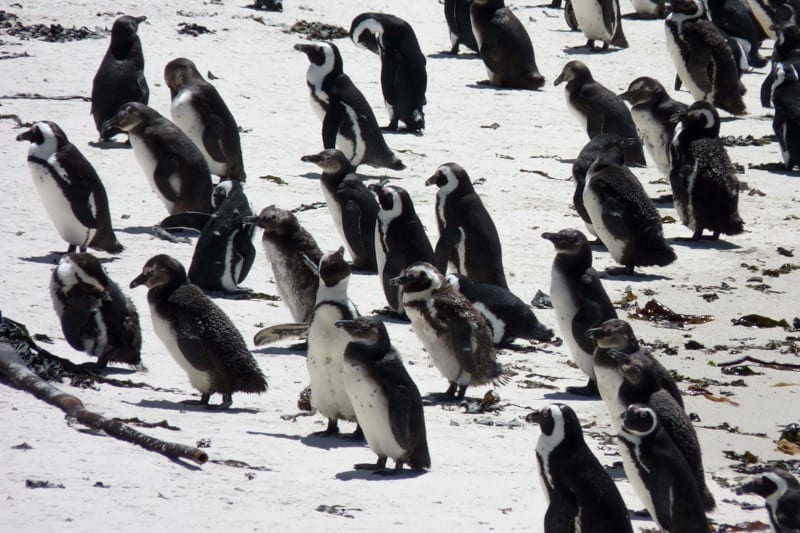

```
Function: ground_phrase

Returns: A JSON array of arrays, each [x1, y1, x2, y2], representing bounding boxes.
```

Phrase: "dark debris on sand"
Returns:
[[0, 11, 108, 42], [287, 20, 348, 40]]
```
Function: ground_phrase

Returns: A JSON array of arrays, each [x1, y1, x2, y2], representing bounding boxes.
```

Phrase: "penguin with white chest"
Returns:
[[17, 121, 124, 254], [444, 0, 479, 54], [336, 317, 430, 474], [572, 133, 624, 238], [761, 21, 800, 108], [771, 62, 800, 170], [570, 0, 629, 49], [741, 469, 800, 532]]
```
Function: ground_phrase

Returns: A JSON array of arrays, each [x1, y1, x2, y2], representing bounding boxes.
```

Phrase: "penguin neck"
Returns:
[[345, 338, 392, 366], [111, 36, 140, 61], [317, 276, 350, 304], [147, 277, 187, 304], [320, 169, 348, 192], [552, 247, 592, 278]]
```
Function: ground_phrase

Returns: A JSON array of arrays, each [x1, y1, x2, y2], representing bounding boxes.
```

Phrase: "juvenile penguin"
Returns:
[[187, 180, 256, 294], [772, 62, 800, 170], [103, 102, 213, 217], [130, 255, 267, 408], [165, 57, 245, 181], [392, 262, 504, 400], [572, 133, 624, 237], [17, 121, 123, 254], [618, 404, 710, 533], [446, 273, 553, 346], [301, 149, 378, 271], [91, 15, 148, 141], [444, 0, 479, 54], [541, 229, 617, 395], [741, 469, 800, 532], [670, 101, 745, 240], [530, 404, 633, 533], [470, 0, 545, 90], [371, 183, 435, 315], [337, 317, 430, 473], [50, 253, 141, 370], [427, 163, 508, 289], [584, 145, 676, 274], [570, 0, 629, 49], [350, 13, 427, 133], [295, 41, 405, 171], [554, 61, 646, 165]]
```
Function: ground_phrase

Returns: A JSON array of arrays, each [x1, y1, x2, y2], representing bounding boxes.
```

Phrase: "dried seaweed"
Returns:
[[287, 20, 348, 40], [177, 22, 214, 36], [628, 299, 714, 326], [732, 314, 792, 330], [1, 11, 108, 42]]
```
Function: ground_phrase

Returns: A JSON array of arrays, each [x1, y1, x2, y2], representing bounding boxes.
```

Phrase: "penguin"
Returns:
[[444, 0, 479, 54], [187, 180, 256, 294], [294, 41, 405, 171], [618, 404, 710, 533], [771, 62, 800, 170], [530, 403, 634, 533], [130, 254, 267, 408], [16, 121, 123, 254], [446, 273, 554, 346], [102, 102, 213, 218], [572, 133, 624, 237], [306, 247, 361, 437], [336, 317, 431, 473], [748, 0, 798, 39], [392, 262, 504, 401], [164, 57, 245, 181], [665, 0, 747, 116], [741, 469, 800, 532], [469, 0, 546, 90], [243, 206, 322, 325], [761, 21, 800, 108], [670, 101, 745, 240], [90, 15, 148, 141], [426, 163, 508, 289], [631, 0, 667, 19], [50, 253, 141, 370], [541, 229, 617, 396], [554, 61, 646, 166], [619, 77, 689, 178], [707, 0, 768, 68], [350, 13, 427, 133], [370, 183, 435, 315], [570, 0, 629, 49], [300, 149, 378, 271]]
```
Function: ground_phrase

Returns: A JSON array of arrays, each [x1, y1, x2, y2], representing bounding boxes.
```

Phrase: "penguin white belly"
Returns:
[[307, 304, 356, 421], [455, 228, 466, 274], [85, 310, 109, 357], [572, 0, 612, 41], [473, 302, 504, 345], [374, 223, 387, 280], [618, 442, 659, 525], [405, 302, 471, 386], [260, 240, 307, 323], [631, 109, 671, 176], [583, 181, 627, 263], [171, 90, 226, 177], [747, 0, 776, 39], [219, 237, 238, 292], [149, 307, 212, 393], [631, 0, 660, 16], [129, 134, 177, 213], [550, 269, 595, 379], [321, 185, 351, 258], [565, 92, 589, 133], [470, 12, 484, 50], [665, 27, 705, 101], [781, 123, 791, 167], [593, 364, 625, 431], [29, 162, 94, 248]]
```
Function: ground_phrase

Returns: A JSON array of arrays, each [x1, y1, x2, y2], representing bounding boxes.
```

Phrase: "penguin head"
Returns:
[[620, 404, 658, 436], [349, 14, 382, 55], [335, 316, 390, 350], [294, 41, 342, 76], [775, 62, 800, 89], [553, 61, 592, 88], [102, 102, 151, 134], [390, 262, 444, 295], [211, 179, 239, 210], [130, 254, 187, 290], [243, 205, 299, 235], [164, 57, 202, 94], [587, 145, 626, 176], [53, 253, 111, 297], [618, 77, 666, 106], [740, 469, 799, 499], [301, 149, 352, 176], [541, 228, 589, 255], [16, 121, 67, 156], [318, 247, 350, 287], [529, 403, 583, 443], [669, 0, 704, 18], [110, 15, 146, 51], [670, 101, 720, 136], [585, 319, 638, 351], [425, 163, 471, 194], [370, 182, 403, 214]]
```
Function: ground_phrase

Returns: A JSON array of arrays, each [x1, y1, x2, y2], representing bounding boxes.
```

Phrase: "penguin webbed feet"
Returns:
[[341, 424, 365, 442], [565, 378, 600, 397], [603, 265, 636, 276], [181, 393, 212, 407], [354, 456, 391, 473], [310, 418, 340, 437], [425, 382, 466, 403]]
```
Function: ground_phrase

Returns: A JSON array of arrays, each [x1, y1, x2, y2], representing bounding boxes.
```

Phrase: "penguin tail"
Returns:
[[408, 442, 431, 471], [640, 239, 677, 267], [489, 361, 513, 386], [702, 485, 716, 512], [93, 235, 124, 255], [723, 215, 745, 236], [611, 26, 629, 48], [387, 156, 406, 171], [236, 370, 269, 394]]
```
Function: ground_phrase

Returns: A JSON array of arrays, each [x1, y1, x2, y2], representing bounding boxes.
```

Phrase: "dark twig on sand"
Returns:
[[717, 356, 800, 371]]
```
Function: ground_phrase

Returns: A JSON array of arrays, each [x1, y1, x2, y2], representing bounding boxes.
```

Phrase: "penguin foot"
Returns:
[[425, 383, 461, 403], [381, 120, 399, 132], [588, 238, 606, 248], [354, 456, 388, 471], [691, 229, 703, 241], [601, 41, 609, 51], [182, 393, 211, 406], [566, 379, 599, 397], [343, 425, 365, 442], [603, 265, 637, 276], [373, 462, 404, 476], [311, 419, 340, 437], [584, 40, 595, 49], [205, 394, 233, 410]]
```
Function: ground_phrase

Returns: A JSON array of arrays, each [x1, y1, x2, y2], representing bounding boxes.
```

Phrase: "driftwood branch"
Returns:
[[0, 343, 208, 465], [717, 355, 800, 371], [0, 92, 90, 102]]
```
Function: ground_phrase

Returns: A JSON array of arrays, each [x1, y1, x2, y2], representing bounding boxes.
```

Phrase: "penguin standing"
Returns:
[[541, 229, 617, 395], [165, 57, 245, 181], [554, 61, 646, 165], [350, 13, 427, 133], [91, 15, 148, 141], [301, 149, 378, 271], [444, 0, 479, 54], [103, 102, 213, 218], [392, 262, 504, 400], [570, 0, 629, 49], [336, 317, 430, 473], [707, 0, 768, 68], [469, 0, 546, 89], [426, 163, 508, 289], [16, 121, 123, 254], [771, 62, 800, 170], [761, 21, 800, 108], [618, 404, 709, 533], [50, 253, 141, 370], [530, 403, 633, 533], [294, 41, 405, 171], [130, 255, 267, 408], [741, 469, 800, 532], [571, 133, 624, 237], [670, 101, 745, 239]]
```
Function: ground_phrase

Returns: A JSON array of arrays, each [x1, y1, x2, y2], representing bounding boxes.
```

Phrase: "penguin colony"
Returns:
[[9, 0, 800, 528]]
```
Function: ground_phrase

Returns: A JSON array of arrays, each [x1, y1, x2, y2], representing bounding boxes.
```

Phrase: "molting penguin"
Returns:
[[294, 41, 405, 171], [570, 0, 629, 49], [771, 62, 800, 170], [707, 0, 768, 68], [350, 13, 427, 133], [572, 133, 624, 237], [337, 317, 430, 474], [427, 163, 508, 289], [670, 101, 745, 240], [446, 273, 553, 346], [618, 404, 710, 533], [103, 102, 213, 218], [17, 122, 123, 254], [130, 254, 267, 408], [91, 15, 148, 141], [301, 149, 378, 271], [530, 404, 634, 533], [469, 0, 546, 89], [741, 469, 800, 532], [444, 0, 479, 54], [165, 57, 245, 181], [392, 262, 504, 400], [50, 253, 141, 370], [554, 61, 646, 165], [541, 229, 617, 395]]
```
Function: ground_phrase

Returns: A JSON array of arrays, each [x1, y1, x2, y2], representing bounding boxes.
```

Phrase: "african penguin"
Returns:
[[427, 163, 508, 289], [350, 13, 427, 133], [336, 317, 431, 474], [771, 62, 800, 170], [570, 0, 629, 49], [631, 0, 667, 18], [747, 0, 798, 39], [16, 121, 123, 254], [444, 0, 479, 54], [707, 0, 768, 68], [294, 41, 405, 171], [165, 57, 246, 181], [50, 253, 141, 370], [572, 133, 624, 237], [741, 469, 800, 532], [530, 403, 634, 533], [761, 21, 800, 108], [90, 15, 148, 141], [130, 254, 267, 408]]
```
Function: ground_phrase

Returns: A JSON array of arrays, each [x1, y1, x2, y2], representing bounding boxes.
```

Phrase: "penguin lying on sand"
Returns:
[[741, 469, 800, 532]]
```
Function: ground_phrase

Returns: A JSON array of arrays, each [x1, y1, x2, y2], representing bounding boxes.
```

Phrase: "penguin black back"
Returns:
[[444, 0, 479, 54], [772, 62, 800, 170], [572, 133, 624, 235]]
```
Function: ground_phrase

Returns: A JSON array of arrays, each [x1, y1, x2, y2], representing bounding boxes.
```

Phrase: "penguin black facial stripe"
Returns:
[[377, 188, 402, 224], [351, 19, 384, 48]]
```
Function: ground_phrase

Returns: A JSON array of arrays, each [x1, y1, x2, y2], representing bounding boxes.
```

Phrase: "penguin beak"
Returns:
[[335, 319, 357, 331], [527, 409, 545, 423], [242, 215, 260, 225], [300, 153, 323, 164], [585, 326, 607, 339], [129, 271, 149, 289], [617, 91, 631, 101], [294, 43, 315, 55], [389, 275, 409, 287], [135, 15, 147, 24], [541, 232, 557, 242], [424, 172, 440, 187], [100, 115, 122, 136], [553, 73, 565, 86], [669, 112, 685, 124], [15, 127, 36, 142]]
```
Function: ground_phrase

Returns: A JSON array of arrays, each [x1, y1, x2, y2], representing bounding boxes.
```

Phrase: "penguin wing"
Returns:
[[447, 314, 479, 375], [600, 0, 617, 36], [338, 185, 373, 260], [680, 23, 715, 94], [153, 153, 181, 204], [571, 299, 606, 355], [200, 111, 227, 164], [433, 225, 461, 274], [233, 227, 256, 284], [174, 311, 216, 372], [57, 146, 106, 228], [386, 383, 413, 450], [776, 491, 800, 529], [137, 70, 149, 105], [321, 102, 347, 149], [380, 46, 401, 106], [574, 89, 608, 138], [434, 293, 482, 375], [60, 295, 95, 351]]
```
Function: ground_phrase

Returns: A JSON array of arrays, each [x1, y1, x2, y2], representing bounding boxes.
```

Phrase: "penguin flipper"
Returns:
[[341, 200, 370, 261], [175, 313, 217, 372], [382, 251, 407, 311], [571, 301, 605, 355], [601, 0, 618, 39], [61, 296, 95, 352], [599, 195, 634, 241], [322, 103, 346, 150], [447, 316, 479, 376], [433, 226, 461, 275], [154, 155, 181, 204], [776, 491, 800, 529], [234, 230, 256, 284], [681, 24, 715, 94], [387, 384, 413, 450], [201, 114, 227, 164], [137, 72, 150, 104]]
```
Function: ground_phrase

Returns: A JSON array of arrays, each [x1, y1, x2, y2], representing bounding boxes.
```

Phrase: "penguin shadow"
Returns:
[[669, 237, 740, 251], [335, 468, 426, 482], [427, 52, 480, 60], [249, 430, 366, 450], [19, 252, 66, 265], [119, 225, 198, 237], [541, 390, 602, 402], [650, 193, 673, 205], [563, 46, 617, 55], [253, 343, 307, 357], [465, 82, 538, 92], [130, 398, 261, 414], [750, 162, 799, 176], [599, 269, 671, 281], [87, 140, 130, 150]]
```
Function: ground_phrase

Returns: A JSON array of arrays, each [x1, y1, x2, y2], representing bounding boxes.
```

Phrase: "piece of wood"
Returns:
[[717, 355, 800, 371]]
